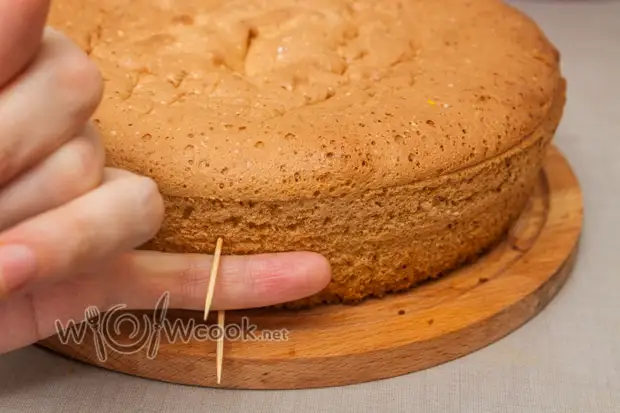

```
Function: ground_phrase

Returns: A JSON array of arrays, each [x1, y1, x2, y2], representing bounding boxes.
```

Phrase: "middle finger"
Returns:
[[0, 123, 105, 231], [0, 168, 164, 297], [0, 27, 102, 186]]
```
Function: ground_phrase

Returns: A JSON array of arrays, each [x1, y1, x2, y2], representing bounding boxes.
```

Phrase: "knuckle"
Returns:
[[55, 135, 104, 197], [133, 176, 165, 237], [53, 42, 103, 116], [244, 255, 287, 288], [178, 256, 207, 304], [0, 144, 17, 183]]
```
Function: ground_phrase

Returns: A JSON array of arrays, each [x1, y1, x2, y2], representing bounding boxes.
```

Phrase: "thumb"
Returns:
[[0, 0, 50, 87]]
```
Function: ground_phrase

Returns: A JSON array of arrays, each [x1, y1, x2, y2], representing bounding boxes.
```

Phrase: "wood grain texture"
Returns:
[[38, 146, 583, 390]]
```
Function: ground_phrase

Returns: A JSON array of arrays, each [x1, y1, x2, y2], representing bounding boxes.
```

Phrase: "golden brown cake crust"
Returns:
[[49, 0, 562, 202], [49, 0, 566, 306]]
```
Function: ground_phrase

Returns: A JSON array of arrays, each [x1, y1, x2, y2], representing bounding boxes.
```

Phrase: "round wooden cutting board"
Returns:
[[38, 146, 583, 390]]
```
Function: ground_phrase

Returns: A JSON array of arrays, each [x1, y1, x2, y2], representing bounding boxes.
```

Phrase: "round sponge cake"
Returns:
[[49, 0, 565, 307]]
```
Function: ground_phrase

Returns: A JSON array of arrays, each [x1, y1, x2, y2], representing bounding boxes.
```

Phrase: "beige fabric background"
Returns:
[[1, 1, 619, 412]]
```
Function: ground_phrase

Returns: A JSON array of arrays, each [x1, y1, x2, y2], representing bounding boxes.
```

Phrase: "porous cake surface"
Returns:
[[50, 0, 560, 201], [49, 0, 565, 306]]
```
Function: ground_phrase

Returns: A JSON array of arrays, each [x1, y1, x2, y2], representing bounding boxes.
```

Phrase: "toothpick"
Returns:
[[217, 310, 225, 384], [203, 238, 225, 384], [203, 237, 223, 321]]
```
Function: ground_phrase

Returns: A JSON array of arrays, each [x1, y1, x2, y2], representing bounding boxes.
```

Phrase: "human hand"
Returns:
[[0, 0, 331, 354]]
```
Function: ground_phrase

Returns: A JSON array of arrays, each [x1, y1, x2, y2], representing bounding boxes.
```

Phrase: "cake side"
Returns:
[[145, 78, 565, 307], [47, 0, 566, 306], [48, 0, 562, 202]]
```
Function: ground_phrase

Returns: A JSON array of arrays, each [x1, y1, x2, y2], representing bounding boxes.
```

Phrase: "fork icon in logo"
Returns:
[[85, 306, 107, 362], [146, 291, 170, 360]]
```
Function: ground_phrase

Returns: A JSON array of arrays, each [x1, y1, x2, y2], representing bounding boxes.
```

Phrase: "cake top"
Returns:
[[49, 0, 562, 201]]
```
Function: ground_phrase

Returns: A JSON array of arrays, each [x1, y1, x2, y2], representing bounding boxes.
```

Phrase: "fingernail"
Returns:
[[0, 245, 37, 297]]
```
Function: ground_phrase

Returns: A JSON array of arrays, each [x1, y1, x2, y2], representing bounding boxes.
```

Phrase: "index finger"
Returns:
[[0, 0, 50, 86], [0, 250, 331, 354]]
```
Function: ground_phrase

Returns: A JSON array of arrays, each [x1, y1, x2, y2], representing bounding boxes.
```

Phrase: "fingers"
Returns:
[[0, 168, 165, 296], [0, 27, 103, 185], [116, 250, 332, 311], [0, 250, 331, 354], [0, 0, 50, 86], [0, 123, 105, 231]]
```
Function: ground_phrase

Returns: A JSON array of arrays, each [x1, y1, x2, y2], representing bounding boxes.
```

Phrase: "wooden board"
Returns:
[[38, 146, 583, 390]]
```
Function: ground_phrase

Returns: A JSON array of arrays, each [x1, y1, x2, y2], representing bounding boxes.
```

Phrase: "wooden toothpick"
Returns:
[[217, 310, 225, 384], [203, 237, 223, 321], [203, 237, 225, 384]]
